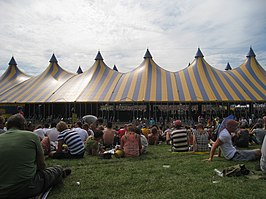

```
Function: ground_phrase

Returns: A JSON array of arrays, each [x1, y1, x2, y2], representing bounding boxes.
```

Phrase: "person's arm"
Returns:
[[208, 138, 222, 161], [56, 140, 64, 153], [120, 136, 125, 149], [138, 136, 142, 154], [217, 147, 222, 157], [192, 134, 197, 152], [35, 137, 46, 170], [91, 142, 99, 156]]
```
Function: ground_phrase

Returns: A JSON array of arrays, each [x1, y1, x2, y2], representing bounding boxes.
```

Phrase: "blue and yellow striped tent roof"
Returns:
[[0, 56, 30, 95], [175, 48, 266, 102], [48, 51, 122, 102], [110, 49, 179, 102], [0, 54, 74, 103], [0, 48, 265, 103]]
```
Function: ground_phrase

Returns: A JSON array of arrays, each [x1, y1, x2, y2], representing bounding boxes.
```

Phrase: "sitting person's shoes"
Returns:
[[63, 168, 71, 178]]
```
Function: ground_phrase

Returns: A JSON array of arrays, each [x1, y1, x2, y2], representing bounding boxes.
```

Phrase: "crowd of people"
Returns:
[[0, 112, 266, 198]]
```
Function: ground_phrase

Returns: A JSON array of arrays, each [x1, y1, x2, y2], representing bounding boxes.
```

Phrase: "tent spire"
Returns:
[[225, 62, 232, 70], [113, 65, 118, 71], [246, 47, 256, 58], [9, 56, 17, 65], [95, 51, 104, 60], [49, 53, 58, 63], [195, 48, 204, 58], [76, 66, 83, 74], [144, 49, 152, 59]]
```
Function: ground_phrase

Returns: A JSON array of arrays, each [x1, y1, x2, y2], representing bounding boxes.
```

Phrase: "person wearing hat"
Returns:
[[208, 119, 261, 161], [171, 120, 189, 152]]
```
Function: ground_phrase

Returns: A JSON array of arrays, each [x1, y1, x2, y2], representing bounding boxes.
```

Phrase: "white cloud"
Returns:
[[0, 0, 265, 76]]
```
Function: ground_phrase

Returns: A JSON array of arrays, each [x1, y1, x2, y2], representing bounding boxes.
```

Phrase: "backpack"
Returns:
[[222, 164, 250, 177]]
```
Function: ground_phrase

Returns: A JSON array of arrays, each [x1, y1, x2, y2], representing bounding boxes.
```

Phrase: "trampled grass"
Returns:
[[47, 144, 265, 199]]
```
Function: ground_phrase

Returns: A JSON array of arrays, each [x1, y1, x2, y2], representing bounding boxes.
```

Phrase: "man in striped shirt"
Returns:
[[50, 121, 85, 159], [171, 120, 189, 152]]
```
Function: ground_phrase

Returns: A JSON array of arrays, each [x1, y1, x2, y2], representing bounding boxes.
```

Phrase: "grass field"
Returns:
[[47, 144, 265, 199]]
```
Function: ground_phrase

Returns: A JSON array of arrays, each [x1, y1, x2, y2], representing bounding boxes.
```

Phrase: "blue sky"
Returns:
[[0, 0, 266, 75]]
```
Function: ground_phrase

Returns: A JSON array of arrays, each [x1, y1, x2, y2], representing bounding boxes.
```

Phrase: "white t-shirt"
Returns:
[[34, 128, 45, 140], [46, 127, 60, 142], [218, 128, 236, 160], [74, 127, 88, 142], [260, 136, 266, 173]]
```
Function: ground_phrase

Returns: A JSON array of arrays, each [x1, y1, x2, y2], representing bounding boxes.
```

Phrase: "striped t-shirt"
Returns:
[[58, 129, 85, 155], [171, 128, 188, 152]]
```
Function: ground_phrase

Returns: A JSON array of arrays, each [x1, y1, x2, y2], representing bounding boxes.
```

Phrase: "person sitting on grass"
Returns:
[[50, 121, 85, 159], [250, 122, 266, 145], [73, 121, 88, 143], [120, 126, 142, 157], [103, 121, 116, 149], [233, 121, 249, 148], [148, 126, 159, 145], [0, 114, 71, 199], [171, 120, 189, 152], [136, 128, 148, 154], [260, 134, 266, 174], [0, 116, 6, 134], [193, 123, 209, 152], [207, 119, 261, 161], [85, 130, 104, 156]]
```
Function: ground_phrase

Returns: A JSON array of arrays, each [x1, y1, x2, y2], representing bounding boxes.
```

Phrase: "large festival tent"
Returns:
[[0, 48, 265, 122], [0, 57, 30, 95], [109, 49, 179, 102], [0, 54, 74, 103], [174, 48, 266, 102], [47, 51, 122, 102]]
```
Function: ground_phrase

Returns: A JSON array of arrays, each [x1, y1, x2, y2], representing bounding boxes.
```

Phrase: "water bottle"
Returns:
[[214, 169, 223, 177]]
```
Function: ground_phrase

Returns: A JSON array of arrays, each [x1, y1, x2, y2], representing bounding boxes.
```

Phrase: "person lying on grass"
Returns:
[[207, 119, 261, 161], [85, 130, 105, 156]]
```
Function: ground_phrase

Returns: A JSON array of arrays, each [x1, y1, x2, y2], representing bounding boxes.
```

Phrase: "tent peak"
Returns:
[[246, 47, 256, 58], [225, 62, 232, 70], [9, 56, 17, 65], [144, 49, 152, 59], [77, 66, 83, 74], [113, 64, 118, 71], [95, 51, 104, 60], [49, 53, 58, 63], [195, 48, 204, 58]]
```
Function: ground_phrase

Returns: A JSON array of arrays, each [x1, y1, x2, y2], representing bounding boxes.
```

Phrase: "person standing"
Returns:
[[0, 114, 70, 199]]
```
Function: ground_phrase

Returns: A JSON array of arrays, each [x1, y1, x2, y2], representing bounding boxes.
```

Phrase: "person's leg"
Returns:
[[232, 149, 261, 161], [40, 165, 65, 191], [71, 151, 85, 159], [50, 151, 72, 159], [18, 166, 66, 198]]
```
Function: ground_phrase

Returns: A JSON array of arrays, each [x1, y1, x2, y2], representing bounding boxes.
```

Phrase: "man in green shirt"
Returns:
[[0, 114, 71, 198]]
